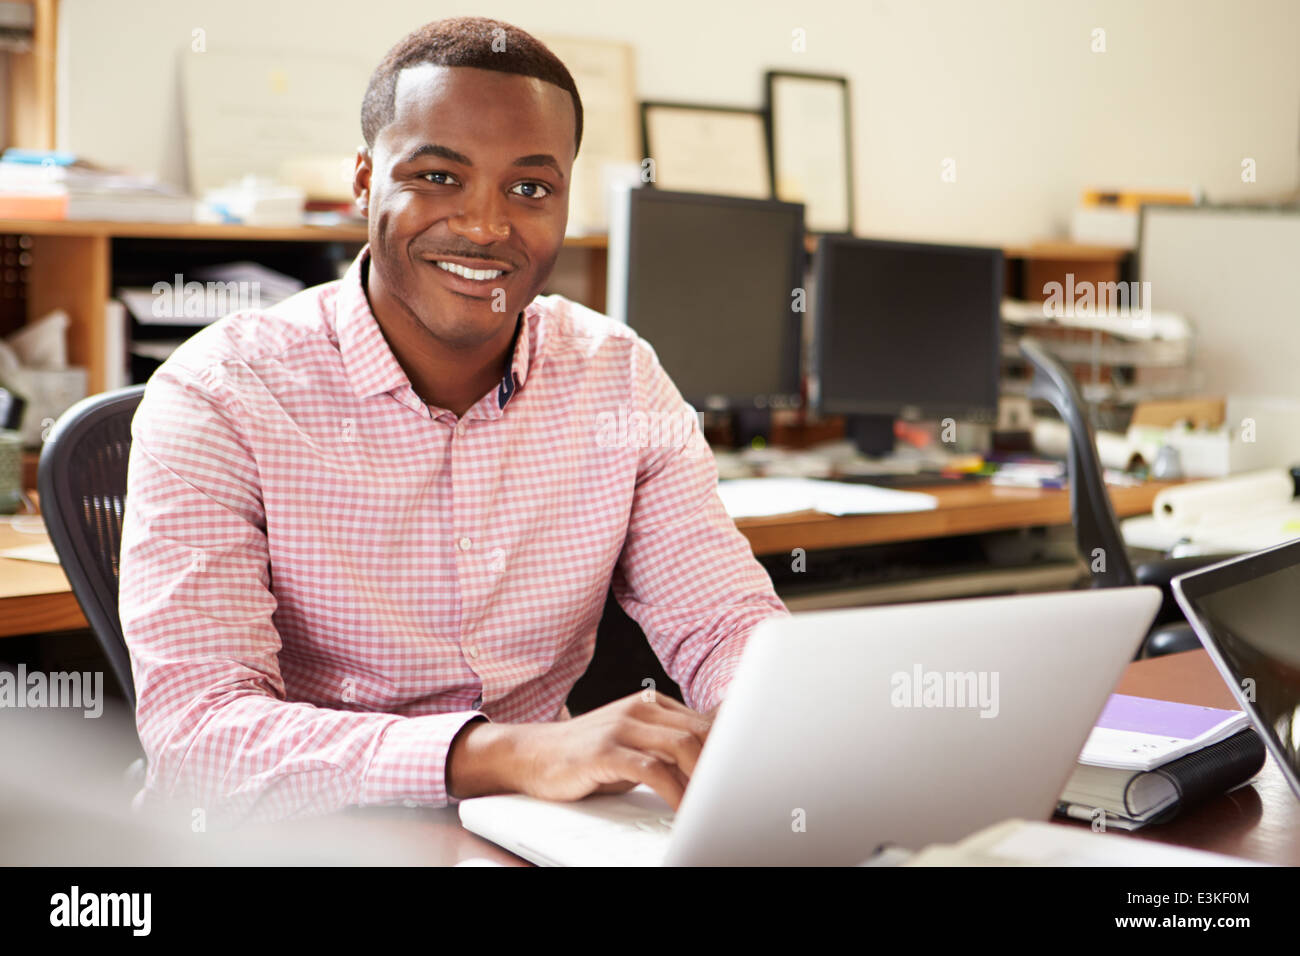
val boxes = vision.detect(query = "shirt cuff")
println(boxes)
[358,710,488,808]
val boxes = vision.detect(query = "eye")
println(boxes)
[511,181,551,199]
[421,171,458,185]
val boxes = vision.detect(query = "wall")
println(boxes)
[56,0,1300,245]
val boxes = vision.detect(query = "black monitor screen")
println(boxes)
[814,237,1002,420]
[620,190,804,407]
[1180,552,1300,787]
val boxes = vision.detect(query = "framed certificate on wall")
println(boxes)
[766,71,853,233]
[640,102,771,200]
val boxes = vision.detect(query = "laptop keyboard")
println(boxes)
[520,813,675,867]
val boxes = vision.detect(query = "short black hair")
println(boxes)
[361,17,583,156]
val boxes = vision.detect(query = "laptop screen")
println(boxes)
[1179,552,1300,784]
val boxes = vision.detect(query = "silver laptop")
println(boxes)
[1173,537,1300,801]
[459,586,1161,866]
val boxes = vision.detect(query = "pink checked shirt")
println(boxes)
[118,246,787,824]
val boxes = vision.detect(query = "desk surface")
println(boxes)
[735,478,1174,555]
[312,650,1289,868]
[298,649,1295,867]
[0,516,83,637]
[0,478,1175,638]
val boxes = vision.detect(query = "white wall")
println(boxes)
[57,0,1300,245]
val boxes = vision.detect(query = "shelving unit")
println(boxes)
[0,206,1128,398]
[0,219,619,393]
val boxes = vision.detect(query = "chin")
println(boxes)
[421,304,513,350]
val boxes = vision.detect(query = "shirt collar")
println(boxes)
[335,245,538,415]
[336,246,415,401]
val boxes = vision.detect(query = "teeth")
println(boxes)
[436,261,503,281]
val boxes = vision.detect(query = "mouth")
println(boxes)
[420,255,516,300]
[432,260,506,281]
[423,255,512,279]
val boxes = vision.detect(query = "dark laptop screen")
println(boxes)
[1182,558,1300,783]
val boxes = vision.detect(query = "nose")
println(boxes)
[448,184,511,244]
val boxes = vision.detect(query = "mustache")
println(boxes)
[417,247,517,269]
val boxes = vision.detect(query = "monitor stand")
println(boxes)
[844,413,896,457]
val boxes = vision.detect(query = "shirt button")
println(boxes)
[456,421,466,436]
[466,645,480,660]
[457,536,472,551]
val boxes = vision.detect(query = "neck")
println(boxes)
[364,258,519,417]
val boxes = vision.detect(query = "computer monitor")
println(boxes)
[812,236,1003,453]
[606,187,805,411]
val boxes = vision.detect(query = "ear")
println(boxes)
[352,146,372,217]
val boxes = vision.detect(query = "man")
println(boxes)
[119,16,787,826]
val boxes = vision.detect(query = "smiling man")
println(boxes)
[118,17,787,826]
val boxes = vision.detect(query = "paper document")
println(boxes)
[0,542,61,564]
[717,478,938,519]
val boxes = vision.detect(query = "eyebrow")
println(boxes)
[399,144,565,180]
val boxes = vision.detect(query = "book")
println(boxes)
[1058,727,1266,830]
[0,152,194,222]
[1077,694,1250,771]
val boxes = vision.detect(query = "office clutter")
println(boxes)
[1057,694,1263,830]
[118,262,305,378]
[0,309,87,448]
[0,149,194,222]
[1123,468,1300,554]
[198,176,306,227]
[1001,299,1197,408]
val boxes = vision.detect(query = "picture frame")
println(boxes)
[639,101,771,200]
[765,71,854,234]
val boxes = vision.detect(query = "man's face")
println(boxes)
[355,64,574,350]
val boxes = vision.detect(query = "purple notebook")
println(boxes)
[1079,695,1249,770]
[1096,695,1240,737]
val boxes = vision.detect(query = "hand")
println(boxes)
[448,691,715,811]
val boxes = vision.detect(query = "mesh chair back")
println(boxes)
[1019,338,1135,588]
[37,386,146,708]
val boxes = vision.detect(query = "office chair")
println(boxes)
[38,385,146,709]
[1018,338,1233,658]
[567,589,682,714]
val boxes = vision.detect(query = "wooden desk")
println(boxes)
[735,478,1175,556]
[327,650,1292,867]
[0,478,1175,638]
[0,515,84,637]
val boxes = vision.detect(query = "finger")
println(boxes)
[609,746,687,811]
[631,696,713,743]
[644,691,698,717]
[617,719,705,779]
